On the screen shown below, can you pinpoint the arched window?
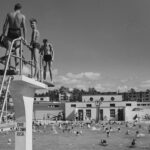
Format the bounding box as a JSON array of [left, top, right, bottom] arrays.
[[89, 97, 94, 101], [100, 97, 104, 101], [111, 97, 115, 101]]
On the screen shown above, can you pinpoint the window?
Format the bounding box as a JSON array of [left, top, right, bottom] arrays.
[[126, 103, 131, 106], [40, 98, 44, 101], [34, 98, 36, 101], [110, 109, 115, 118], [86, 109, 91, 118], [86, 104, 92, 107], [100, 97, 104, 101], [54, 105, 59, 108], [111, 97, 115, 101], [137, 104, 140, 106], [71, 104, 76, 107], [110, 104, 115, 107], [89, 97, 93, 101]]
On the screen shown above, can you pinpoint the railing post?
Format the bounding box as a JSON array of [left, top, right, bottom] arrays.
[[39, 55, 43, 82], [31, 54, 33, 78], [20, 39, 23, 75]]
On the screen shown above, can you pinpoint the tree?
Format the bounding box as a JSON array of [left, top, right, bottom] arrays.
[[70, 88, 82, 102], [88, 88, 97, 95], [59, 86, 69, 94]]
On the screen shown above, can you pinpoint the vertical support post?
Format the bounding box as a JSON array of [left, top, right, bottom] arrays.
[[39, 55, 42, 82], [31, 53, 33, 78], [20, 39, 23, 75], [5, 96, 7, 123], [97, 106, 100, 122], [9, 75, 48, 150]]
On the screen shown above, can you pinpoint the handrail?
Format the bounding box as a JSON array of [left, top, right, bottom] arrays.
[[0, 36, 43, 88], [0, 37, 22, 96], [0, 76, 11, 123]]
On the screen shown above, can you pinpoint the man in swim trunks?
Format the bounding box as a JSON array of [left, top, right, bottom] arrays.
[[1, 3, 26, 69], [30, 18, 40, 80], [40, 39, 54, 81]]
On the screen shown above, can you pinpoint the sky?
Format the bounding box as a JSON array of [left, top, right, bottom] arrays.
[[1, 0, 150, 92]]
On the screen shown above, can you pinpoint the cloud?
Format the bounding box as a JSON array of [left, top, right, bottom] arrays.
[[117, 85, 128, 92], [84, 72, 100, 80], [66, 72, 101, 80], [51, 70, 142, 92], [140, 80, 150, 88], [54, 71, 101, 90], [120, 79, 129, 83], [95, 84, 105, 91], [76, 84, 88, 90]]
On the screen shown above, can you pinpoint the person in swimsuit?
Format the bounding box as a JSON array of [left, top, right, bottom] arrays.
[[1, 3, 26, 69], [30, 18, 40, 80], [40, 39, 54, 81]]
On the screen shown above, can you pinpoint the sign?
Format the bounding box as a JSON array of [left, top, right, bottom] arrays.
[[16, 122, 25, 136]]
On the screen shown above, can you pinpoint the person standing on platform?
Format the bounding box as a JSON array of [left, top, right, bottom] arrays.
[[30, 18, 40, 80], [40, 39, 54, 82], [1, 3, 26, 70]]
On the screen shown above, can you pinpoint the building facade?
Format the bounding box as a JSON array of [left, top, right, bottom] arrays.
[[33, 102, 65, 120], [65, 94, 150, 122], [122, 90, 150, 102]]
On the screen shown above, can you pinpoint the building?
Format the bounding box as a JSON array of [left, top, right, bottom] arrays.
[[122, 90, 150, 102], [65, 94, 150, 122], [34, 96, 49, 102], [33, 102, 65, 120], [7, 91, 150, 122]]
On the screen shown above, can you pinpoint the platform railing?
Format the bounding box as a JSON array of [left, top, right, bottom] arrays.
[[0, 37, 22, 96], [0, 37, 45, 124]]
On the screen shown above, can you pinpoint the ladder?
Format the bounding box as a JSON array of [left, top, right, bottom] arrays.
[[0, 76, 12, 123], [0, 37, 23, 123], [0, 37, 22, 95]]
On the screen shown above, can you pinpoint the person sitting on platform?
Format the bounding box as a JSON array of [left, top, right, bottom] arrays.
[[40, 39, 54, 82], [1, 3, 26, 70], [30, 18, 40, 80]]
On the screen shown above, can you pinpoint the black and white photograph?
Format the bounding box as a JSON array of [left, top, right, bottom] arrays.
[[0, 0, 150, 150]]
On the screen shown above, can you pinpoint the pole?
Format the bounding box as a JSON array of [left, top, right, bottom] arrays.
[[20, 39, 23, 75]]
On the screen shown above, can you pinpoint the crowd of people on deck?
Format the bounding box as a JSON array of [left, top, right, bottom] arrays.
[[0, 3, 54, 82]]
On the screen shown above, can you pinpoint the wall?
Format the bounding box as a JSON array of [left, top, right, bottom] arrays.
[[82, 95, 123, 102], [125, 106, 150, 122]]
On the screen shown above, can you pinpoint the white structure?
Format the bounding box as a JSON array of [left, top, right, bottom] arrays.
[[82, 95, 122, 102], [34, 96, 49, 102], [9, 75, 49, 150], [65, 95, 150, 122], [33, 102, 65, 120]]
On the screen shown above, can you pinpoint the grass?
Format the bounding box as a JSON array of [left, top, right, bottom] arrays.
[[0, 122, 150, 150]]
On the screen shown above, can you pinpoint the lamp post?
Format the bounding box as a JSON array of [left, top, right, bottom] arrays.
[[95, 99, 102, 123]]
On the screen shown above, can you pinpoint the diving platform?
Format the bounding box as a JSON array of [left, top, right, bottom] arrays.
[[0, 36, 55, 150], [9, 75, 54, 150]]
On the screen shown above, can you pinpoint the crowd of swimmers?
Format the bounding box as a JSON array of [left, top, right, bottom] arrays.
[[1, 119, 150, 148], [0, 3, 54, 82]]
